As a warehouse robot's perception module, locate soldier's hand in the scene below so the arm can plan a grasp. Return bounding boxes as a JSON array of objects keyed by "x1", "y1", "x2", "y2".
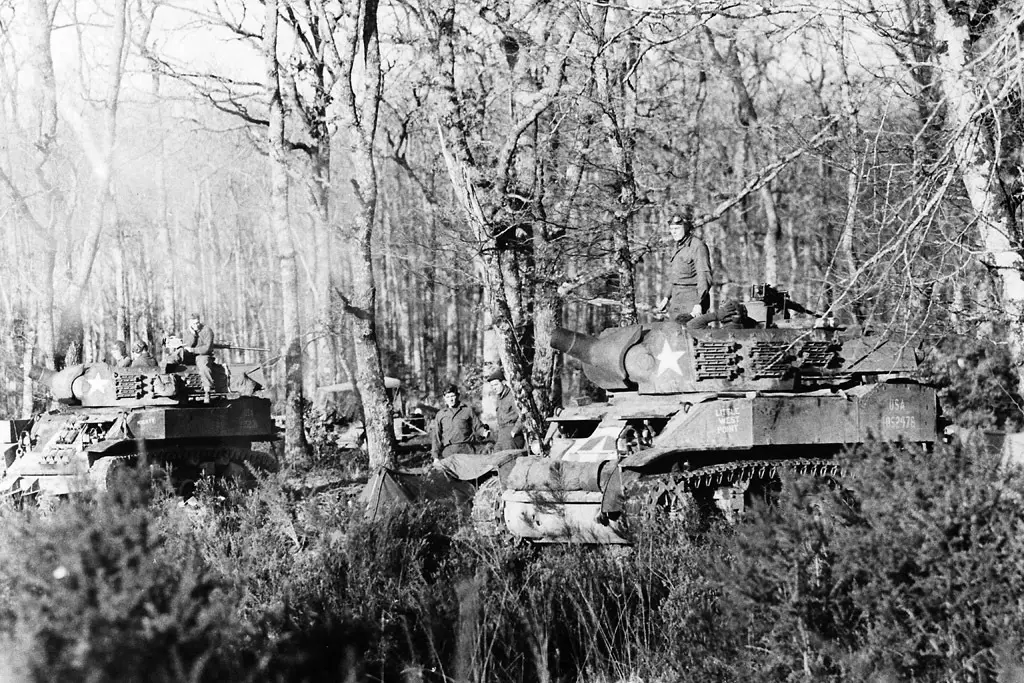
[
  {"x1": 655, "y1": 297, "x2": 669, "y2": 312},
  {"x1": 690, "y1": 304, "x2": 702, "y2": 318}
]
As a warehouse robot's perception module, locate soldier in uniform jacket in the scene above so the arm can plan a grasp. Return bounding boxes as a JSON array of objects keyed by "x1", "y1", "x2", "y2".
[
  {"x1": 486, "y1": 368, "x2": 525, "y2": 451},
  {"x1": 656, "y1": 208, "x2": 713, "y2": 323},
  {"x1": 431, "y1": 385, "x2": 486, "y2": 461},
  {"x1": 130, "y1": 341, "x2": 159, "y2": 368},
  {"x1": 110, "y1": 340, "x2": 132, "y2": 369}
]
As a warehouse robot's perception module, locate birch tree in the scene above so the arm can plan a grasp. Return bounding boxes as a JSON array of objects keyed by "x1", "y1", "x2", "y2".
[
  {"x1": 927, "y1": 0, "x2": 1024, "y2": 372},
  {"x1": 310, "y1": 0, "x2": 399, "y2": 469},
  {"x1": 265, "y1": 0, "x2": 309, "y2": 464}
]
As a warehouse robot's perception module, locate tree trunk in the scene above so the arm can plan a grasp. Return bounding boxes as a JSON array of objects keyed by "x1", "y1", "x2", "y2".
[
  {"x1": 24, "y1": 0, "x2": 58, "y2": 368},
  {"x1": 265, "y1": 0, "x2": 309, "y2": 465},
  {"x1": 60, "y1": 0, "x2": 128, "y2": 349},
  {"x1": 929, "y1": 0, "x2": 1024, "y2": 376},
  {"x1": 315, "y1": 0, "x2": 398, "y2": 469},
  {"x1": 430, "y1": 0, "x2": 548, "y2": 443}
]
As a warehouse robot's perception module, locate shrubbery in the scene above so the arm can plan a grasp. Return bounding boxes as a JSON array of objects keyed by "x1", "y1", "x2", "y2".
[{"x1": 1, "y1": 438, "x2": 1024, "y2": 681}]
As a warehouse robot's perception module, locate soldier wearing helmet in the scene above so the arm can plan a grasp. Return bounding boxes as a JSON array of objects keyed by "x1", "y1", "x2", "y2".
[
  {"x1": 655, "y1": 206, "x2": 713, "y2": 323},
  {"x1": 130, "y1": 340, "x2": 158, "y2": 369}
]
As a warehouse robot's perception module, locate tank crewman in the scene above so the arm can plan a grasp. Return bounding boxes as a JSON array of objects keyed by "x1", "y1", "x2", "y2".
[
  {"x1": 130, "y1": 340, "x2": 158, "y2": 369},
  {"x1": 686, "y1": 300, "x2": 758, "y2": 330},
  {"x1": 168, "y1": 313, "x2": 215, "y2": 401},
  {"x1": 487, "y1": 368, "x2": 525, "y2": 451},
  {"x1": 655, "y1": 207, "x2": 713, "y2": 323},
  {"x1": 431, "y1": 384, "x2": 487, "y2": 462},
  {"x1": 110, "y1": 340, "x2": 132, "y2": 369}
]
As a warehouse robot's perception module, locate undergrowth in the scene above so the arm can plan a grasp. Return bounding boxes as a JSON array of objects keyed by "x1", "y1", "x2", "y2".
[{"x1": 0, "y1": 439, "x2": 1023, "y2": 681}]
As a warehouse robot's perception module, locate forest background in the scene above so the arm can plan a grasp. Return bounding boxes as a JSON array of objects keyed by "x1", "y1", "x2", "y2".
[{"x1": 2, "y1": 0, "x2": 1023, "y2": 466}]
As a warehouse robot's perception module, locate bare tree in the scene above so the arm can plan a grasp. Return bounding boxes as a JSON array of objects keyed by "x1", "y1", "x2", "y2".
[
  {"x1": 309, "y1": 0, "x2": 399, "y2": 469},
  {"x1": 265, "y1": 0, "x2": 310, "y2": 464}
]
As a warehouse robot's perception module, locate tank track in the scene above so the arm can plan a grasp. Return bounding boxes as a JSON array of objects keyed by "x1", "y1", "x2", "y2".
[
  {"x1": 624, "y1": 457, "x2": 843, "y2": 518},
  {"x1": 676, "y1": 457, "x2": 842, "y2": 489},
  {"x1": 116, "y1": 446, "x2": 280, "y2": 473}
]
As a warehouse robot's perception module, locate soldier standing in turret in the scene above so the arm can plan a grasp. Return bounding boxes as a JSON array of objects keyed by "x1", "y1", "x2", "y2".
[{"x1": 656, "y1": 207, "x2": 713, "y2": 323}]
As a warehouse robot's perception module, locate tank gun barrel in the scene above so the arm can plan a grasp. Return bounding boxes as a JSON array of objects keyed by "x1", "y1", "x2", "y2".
[
  {"x1": 31, "y1": 365, "x2": 85, "y2": 401},
  {"x1": 212, "y1": 343, "x2": 269, "y2": 352},
  {"x1": 552, "y1": 326, "x2": 642, "y2": 390}
]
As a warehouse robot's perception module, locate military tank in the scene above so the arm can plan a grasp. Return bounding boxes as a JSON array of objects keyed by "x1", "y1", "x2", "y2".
[
  {"x1": 501, "y1": 285, "x2": 939, "y2": 543},
  {"x1": 0, "y1": 356, "x2": 279, "y2": 498}
]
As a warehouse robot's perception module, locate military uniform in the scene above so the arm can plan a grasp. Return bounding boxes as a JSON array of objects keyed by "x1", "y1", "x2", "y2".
[
  {"x1": 667, "y1": 234, "x2": 712, "y2": 321},
  {"x1": 130, "y1": 352, "x2": 158, "y2": 369},
  {"x1": 431, "y1": 402, "x2": 485, "y2": 458},
  {"x1": 686, "y1": 301, "x2": 756, "y2": 330},
  {"x1": 180, "y1": 323, "x2": 215, "y2": 396},
  {"x1": 493, "y1": 386, "x2": 525, "y2": 451}
]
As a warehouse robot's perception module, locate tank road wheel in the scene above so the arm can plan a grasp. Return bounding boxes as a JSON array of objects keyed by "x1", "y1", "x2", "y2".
[{"x1": 622, "y1": 475, "x2": 698, "y2": 527}]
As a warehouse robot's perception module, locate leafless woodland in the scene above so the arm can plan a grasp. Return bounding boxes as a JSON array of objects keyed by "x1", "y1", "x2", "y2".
[{"x1": 1, "y1": 0, "x2": 1022, "y2": 466}]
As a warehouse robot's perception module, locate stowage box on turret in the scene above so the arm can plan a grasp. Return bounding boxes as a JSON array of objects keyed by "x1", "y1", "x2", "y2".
[
  {"x1": 0, "y1": 356, "x2": 279, "y2": 497},
  {"x1": 501, "y1": 285, "x2": 938, "y2": 543}
]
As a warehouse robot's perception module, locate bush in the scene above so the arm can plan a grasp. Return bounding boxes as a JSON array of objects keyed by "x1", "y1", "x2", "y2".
[
  {"x1": 714, "y1": 441, "x2": 1024, "y2": 681},
  {"x1": 921, "y1": 334, "x2": 1024, "y2": 431},
  {"x1": 4, "y1": 438, "x2": 1024, "y2": 682},
  {"x1": 0, "y1": 473, "x2": 248, "y2": 682}
]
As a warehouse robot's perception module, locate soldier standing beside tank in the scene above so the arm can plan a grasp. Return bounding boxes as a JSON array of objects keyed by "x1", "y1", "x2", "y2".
[
  {"x1": 431, "y1": 385, "x2": 486, "y2": 463},
  {"x1": 656, "y1": 207, "x2": 712, "y2": 323},
  {"x1": 487, "y1": 369, "x2": 525, "y2": 451}
]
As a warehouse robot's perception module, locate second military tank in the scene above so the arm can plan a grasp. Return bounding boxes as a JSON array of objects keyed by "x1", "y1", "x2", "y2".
[
  {"x1": 501, "y1": 285, "x2": 939, "y2": 543},
  {"x1": 0, "y1": 355, "x2": 279, "y2": 498}
]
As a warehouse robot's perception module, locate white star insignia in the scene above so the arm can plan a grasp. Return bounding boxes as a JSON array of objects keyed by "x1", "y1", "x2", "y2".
[
  {"x1": 655, "y1": 340, "x2": 686, "y2": 376},
  {"x1": 86, "y1": 377, "x2": 112, "y2": 395}
]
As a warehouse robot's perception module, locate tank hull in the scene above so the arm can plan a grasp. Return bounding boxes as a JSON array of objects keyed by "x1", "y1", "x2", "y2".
[
  {"x1": 501, "y1": 315, "x2": 940, "y2": 543},
  {"x1": 0, "y1": 397, "x2": 279, "y2": 497}
]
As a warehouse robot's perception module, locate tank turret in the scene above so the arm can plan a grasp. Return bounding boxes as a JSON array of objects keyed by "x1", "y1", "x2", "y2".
[{"x1": 552, "y1": 321, "x2": 921, "y2": 394}]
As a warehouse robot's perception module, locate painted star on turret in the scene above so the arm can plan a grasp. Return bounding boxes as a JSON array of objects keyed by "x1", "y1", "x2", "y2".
[
  {"x1": 656, "y1": 340, "x2": 686, "y2": 376},
  {"x1": 86, "y1": 377, "x2": 113, "y2": 396}
]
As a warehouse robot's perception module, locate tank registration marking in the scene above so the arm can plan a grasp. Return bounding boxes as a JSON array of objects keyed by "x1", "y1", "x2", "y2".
[
  {"x1": 716, "y1": 405, "x2": 741, "y2": 433},
  {"x1": 656, "y1": 340, "x2": 686, "y2": 376},
  {"x1": 882, "y1": 397, "x2": 917, "y2": 430}
]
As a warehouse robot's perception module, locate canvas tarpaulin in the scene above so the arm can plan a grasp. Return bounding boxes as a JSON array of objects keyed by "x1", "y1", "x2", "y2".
[{"x1": 361, "y1": 450, "x2": 523, "y2": 521}]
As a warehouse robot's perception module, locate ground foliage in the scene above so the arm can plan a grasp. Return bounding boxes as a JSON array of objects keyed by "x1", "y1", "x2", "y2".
[
  {"x1": 921, "y1": 332, "x2": 1024, "y2": 432},
  {"x1": 1, "y1": 440, "x2": 1024, "y2": 681}
]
